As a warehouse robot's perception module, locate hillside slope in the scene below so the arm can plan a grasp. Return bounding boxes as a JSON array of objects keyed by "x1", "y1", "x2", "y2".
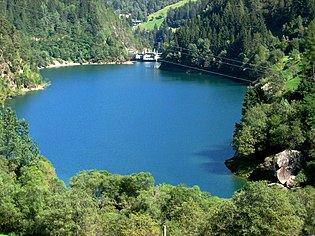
[
  {"x1": 105, "y1": 0, "x2": 181, "y2": 22},
  {"x1": 0, "y1": 0, "x2": 136, "y2": 105},
  {"x1": 137, "y1": 0, "x2": 197, "y2": 30}
]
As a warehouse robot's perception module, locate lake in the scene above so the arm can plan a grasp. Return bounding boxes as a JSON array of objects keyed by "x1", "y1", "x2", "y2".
[{"x1": 6, "y1": 62, "x2": 247, "y2": 197}]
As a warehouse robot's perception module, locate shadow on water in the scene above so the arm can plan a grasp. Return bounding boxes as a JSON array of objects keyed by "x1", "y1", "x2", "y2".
[
  {"x1": 158, "y1": 68, "x2": 249, "y2": 86},
  {"x1": 41, "y1": 64, "x2": 129, "y2": 81},
  {"x1": 194, "y1": 146, "x2": 246, "y2": 197},
  {"x1": 194, "y1": 146, "x2": 236, "y2": 176},
  {"x1": 5, "y1": 89, "x2": 45, "y2": 112}
]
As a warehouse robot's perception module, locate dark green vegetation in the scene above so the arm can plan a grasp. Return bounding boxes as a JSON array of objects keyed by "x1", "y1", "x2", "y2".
[
  {"x1": 1, "y1": 108, "x2": 315, "y2": 235},
  {"x1": 0, "y1": 0, "x2": 138, "y2": 106},
  {"x1": 160, "y1": 0, "x2": 314, "y2": 80},
  {"x1": 105, "y1": 0, "x2": 181, "y2": 23},
  {"x1": 165, "y1": 0, "x2": 206, "y2": 28},
  {"x1": 231, "y1": 19, "x2": 315, "y2": 184},
  {"x1": 0, "y1": 17, "x2": 44, "y2": 106},
  {"x1": 136, "y1": 0, "x2": 197, "y2": 31}
]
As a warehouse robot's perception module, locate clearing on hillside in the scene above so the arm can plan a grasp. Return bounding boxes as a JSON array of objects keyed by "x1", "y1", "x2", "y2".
[{"x1": 136, "y1": 0, "x2": 197, "y2": 31}]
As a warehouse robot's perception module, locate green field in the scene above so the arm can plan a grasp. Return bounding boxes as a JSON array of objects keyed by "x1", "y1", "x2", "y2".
[
  {"x1": 137, "y1": 0, "x2": 197, "y2": 31},
  {"x1": 285, "y1": 76, "x2": 303, "y2": 91},
  {"x1": 284, "y1": 61, "x2": 304, "y2": 91},
  {"x1": 271, "y1": 55, "x2": 304, "y2": 91}
]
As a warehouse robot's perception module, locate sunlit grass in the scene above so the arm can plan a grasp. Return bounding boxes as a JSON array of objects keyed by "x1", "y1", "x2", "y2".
[
  {"x1": 285, "y1": 76, "x2": 302, "y2": 91},
  {"x1": 137, "y1": 0, "x2": 197, "y2": 31}
]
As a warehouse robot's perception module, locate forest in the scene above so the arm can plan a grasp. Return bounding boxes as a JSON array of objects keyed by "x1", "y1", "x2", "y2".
[
  {"x1": 105, "y1": 0, "x2": 181, "y2": 22},
  {"x1": 230, "y1": 19, "x2": 315, "y2": 184},
  {"x1": 1, "y1": 0, "x2": 315, "y2": 235},
  {"x1": 160, "y1": 0, "x2": 315, "y2": 79},
  {"x1": 0, "y1": 0, "x2": 140, "y2": 107}
]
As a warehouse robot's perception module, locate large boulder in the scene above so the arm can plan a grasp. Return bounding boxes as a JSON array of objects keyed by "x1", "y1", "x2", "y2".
[{"x1": 249, "y1": 149, "x2": 303, "y2": 187}]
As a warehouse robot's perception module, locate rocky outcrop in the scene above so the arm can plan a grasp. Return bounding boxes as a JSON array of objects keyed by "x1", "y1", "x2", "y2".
[{"x1": 249, "y1": 149, "x2": 303, "y2": 188}]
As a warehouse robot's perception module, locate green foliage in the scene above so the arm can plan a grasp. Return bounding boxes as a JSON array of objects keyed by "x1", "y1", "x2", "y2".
[
  {"x1": 137, "y1": 0, "x2": 196, "y2": 31},
  {"x1": 123, "y1": 214, "x2": 161, "y2": 236},
  {"x1": 0, "y1": 0, "x2": 138, "y2": 105},
  {"x1": 0, "y1": 108, "x2": 64, "y2": 235},
  {"x1": 0, "y1": 157, "x2": 23, "y2": 233},
  {"x1": 232, "y1": 19, "x2": 315, "y2": 186},
  {"x1": 160, "y1": 0, "x2": 281, "y2": 80},
  {"x1": 290, "y1": 186, "x2": 315, "y2": 235},
  {"x1": 0, "y1": 16, "x2": 45, "y2": 106},
  {"x1": 70, "y1": 170, "x2": 155, "y2": 212},
  {"x1": 233, "y1": 104, "x2": 269, "y2": 156},
  {"x1": 303, "y1": 19, "x2": 315, "y2": 78},
  {"x1": 105, "y1": 0, "x2": 181, "y2": 22},
  {"x1": 0, "y1": 108, "x2": 39, "y2": 172},
  {"x1": 214, "y1": 182, "x2": 304, "y2": 236},
  {"x1": 159, "y1": 0, "x2": 315, "y2": 83},
  {"x1": 37, "y1": 188, "x2": 99, "y2": 236}
]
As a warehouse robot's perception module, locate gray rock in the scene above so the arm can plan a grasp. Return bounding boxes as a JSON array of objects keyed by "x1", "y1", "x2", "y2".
[{"x1": 249, "y1": 149, "x2": 303, "y2": 187}]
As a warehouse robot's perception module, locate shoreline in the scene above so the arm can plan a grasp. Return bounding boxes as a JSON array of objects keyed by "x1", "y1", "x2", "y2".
[
  {"x1": 39, "y1": 60, "x2": 134, "y2": 70},
  {"x1": 20, "y1": 82, "x2": 50, "y2": 93},
  {"x1": 3, "y1": 60, "x2": 134, "y2": 104},
  {"x1": 17, "y1": 60, "x2": 134, "y2": 98}
]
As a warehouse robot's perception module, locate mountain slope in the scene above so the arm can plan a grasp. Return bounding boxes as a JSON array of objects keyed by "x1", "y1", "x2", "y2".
[
  {"x1": 0, "y1": 0, "x2": 136, "y2": 105},
  {"x1": 137, "y1": 0, "x2": 197, "y2": 31}
]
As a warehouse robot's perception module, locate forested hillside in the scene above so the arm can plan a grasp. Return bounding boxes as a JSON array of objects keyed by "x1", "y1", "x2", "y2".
[
  {"x1": 160, "y1": 0, "x2": 314, "y2": 80},
  {"x1": 0, "y1": 17, "x2": 43, "y2": 107},
  {"x1": 105, "y1": 0, "x2": 181, "y2": 22},
  {"x1": 230, "y1": 19, "x2": 315, "y2": 185},
  {"x1": 1, "y1": 108, "x2": 315, "y2": 235},
  {"x1": 0, "y1": 0, "x2": 137, "y2": 106},
  {"x1": 1, "y1": 0, "x2": 134, "y2": 63},
  {"x1": 165, "y1": 0, "x2": 208, "y2": 28}
]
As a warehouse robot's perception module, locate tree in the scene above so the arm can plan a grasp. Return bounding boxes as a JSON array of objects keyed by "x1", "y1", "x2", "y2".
[
  {"x1": 0, "y1": 157, "x2": 23, "y2": 234},
  {"x1": 211, "y1": 182, "x2": 303, "y2": 236},
  {"x1": 233, "y1": 104, "x2": 268, "y2": 157},
  {"x1": 304, "y1": 19, "x2": 315, "y2": 78},
  {"x1": 123, "y1": 214, "x2": 161, "y2": 236}
]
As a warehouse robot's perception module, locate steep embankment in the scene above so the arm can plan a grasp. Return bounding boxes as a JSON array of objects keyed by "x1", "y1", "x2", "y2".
[
  {"x1": 160, "y1": 0, "x2": 314, "y2": 81},
  {"x1": 0, "y1": 17, "x2": 45, "y2": 107},
  {"x1": 229, "y1": 19, "x2": 315, "y2": 188},
  {"x1": 0, "y1": 0, "x2": 136, "y2": 105}
]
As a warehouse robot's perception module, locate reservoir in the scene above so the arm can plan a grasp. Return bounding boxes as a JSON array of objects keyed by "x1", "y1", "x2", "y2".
[{"x1": 6, "y1": 62, "x2": 247, "y2": 197}]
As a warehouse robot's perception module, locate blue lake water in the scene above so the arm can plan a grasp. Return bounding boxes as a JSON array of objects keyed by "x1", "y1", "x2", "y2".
[{"x1": 6, "y1": 62, "x2": 247, "y2": 197}]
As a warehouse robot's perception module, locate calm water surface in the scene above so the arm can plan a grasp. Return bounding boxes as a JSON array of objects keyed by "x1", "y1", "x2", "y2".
[{"x1": 7, "y1": 62, "x2": 247, "y2": 197}]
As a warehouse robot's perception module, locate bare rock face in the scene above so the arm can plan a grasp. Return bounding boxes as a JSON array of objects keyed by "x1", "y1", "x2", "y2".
[
  {"x1": 249, "y1": 149, "x2": 303, "y2": 188},
  {"x1": 275, "y1": 150, "x2": 302, "y2": 186}
]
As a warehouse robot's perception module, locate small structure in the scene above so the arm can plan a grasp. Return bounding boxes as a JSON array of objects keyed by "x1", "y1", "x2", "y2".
[
  {"x1": 133, "y1": 49, "x2": 161, "y2": 62},
  {"x1": 142, "y1": 53, "x2": 156, "y2": 61},
  {"x1": 132, "y1": 19, "x2": 143, "y2": 26},
  {"x1": 135, "y1": 54, "x2": 143, "y2": 60}
]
